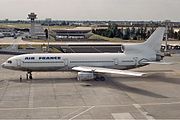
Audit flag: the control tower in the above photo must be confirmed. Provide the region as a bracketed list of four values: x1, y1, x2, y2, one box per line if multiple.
[28, 12, 37, 22]
[27, 13, 45, 39]
[28, 13, 37, 37]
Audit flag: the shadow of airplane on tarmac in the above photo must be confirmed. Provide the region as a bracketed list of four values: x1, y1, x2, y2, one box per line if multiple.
[8, 71, 178, 98]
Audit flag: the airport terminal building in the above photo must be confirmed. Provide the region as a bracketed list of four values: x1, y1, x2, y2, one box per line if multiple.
[53, 29, 92, 40]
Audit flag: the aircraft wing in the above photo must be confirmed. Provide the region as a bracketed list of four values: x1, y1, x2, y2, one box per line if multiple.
[72, 66, 146, 76]
[142, 61, 174, 65]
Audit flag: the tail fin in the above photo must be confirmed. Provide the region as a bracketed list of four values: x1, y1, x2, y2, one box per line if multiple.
[143, 27, 165, 52]
[124, 27, 165, 54]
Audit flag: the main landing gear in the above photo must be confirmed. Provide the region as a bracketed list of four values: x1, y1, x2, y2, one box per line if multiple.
[26, 71, 33, 80]
[94, 75, 105, 81]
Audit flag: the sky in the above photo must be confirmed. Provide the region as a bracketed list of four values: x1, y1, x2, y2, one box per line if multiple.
[0, 0, 179, 21]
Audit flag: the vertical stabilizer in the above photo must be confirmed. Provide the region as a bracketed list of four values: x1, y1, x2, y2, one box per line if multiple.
[143, 27, 165, 52]
[124, 27, 165, 55]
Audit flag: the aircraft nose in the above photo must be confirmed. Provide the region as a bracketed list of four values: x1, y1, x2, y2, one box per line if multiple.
[1, 63, 5, 68]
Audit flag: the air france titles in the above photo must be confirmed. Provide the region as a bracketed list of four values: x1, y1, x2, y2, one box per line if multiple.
[25, 56, 61, 60]
[39, 57, 61, 60]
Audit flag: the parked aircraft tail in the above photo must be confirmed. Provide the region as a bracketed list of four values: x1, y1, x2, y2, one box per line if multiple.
[143, 27, 165, 52]
[124, 27, 166, 55]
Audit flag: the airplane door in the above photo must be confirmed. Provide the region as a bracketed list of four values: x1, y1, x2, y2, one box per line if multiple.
[133, 57, 138, 66]
[114, 58, 119, 65]
[63, 58, 69, 70]
[16, 59, 21, 67]
[63, 58, 68, 66]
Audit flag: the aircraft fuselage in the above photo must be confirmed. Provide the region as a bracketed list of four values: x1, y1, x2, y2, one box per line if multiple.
[2, 52, 152, 72]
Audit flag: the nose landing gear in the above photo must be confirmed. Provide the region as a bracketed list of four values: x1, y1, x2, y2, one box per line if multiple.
[26, 72, 33, 80]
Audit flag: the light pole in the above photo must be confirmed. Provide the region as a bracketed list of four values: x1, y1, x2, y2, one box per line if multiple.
[164, 20, 171, 56]
[47, 24, 50, 52]
[165, 25, 168, 52]
[44, 28, 49, 52]
[46, 18, 51, 53]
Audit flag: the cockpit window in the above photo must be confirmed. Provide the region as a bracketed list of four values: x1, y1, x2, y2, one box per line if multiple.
[7, 60, 12, 64]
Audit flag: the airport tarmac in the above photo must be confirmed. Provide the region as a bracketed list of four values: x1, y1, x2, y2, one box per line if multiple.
[0, 54, 180, 119]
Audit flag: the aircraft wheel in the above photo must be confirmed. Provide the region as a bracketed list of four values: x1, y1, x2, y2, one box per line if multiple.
[94, 77, 99, 81]
[26, 73, 29, 80]
[100, 76, 105, 81]
[94, 75, 105, 81]
[29, 75, 33, 80]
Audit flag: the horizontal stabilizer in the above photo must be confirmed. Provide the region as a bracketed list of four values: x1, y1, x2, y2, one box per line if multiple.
[72, 66, 146, 76]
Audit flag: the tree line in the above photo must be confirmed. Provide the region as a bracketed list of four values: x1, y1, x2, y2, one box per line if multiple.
[92, 24, 180, 40]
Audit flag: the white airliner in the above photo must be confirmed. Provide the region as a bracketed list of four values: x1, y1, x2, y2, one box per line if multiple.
[1, 27, 166, 80]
